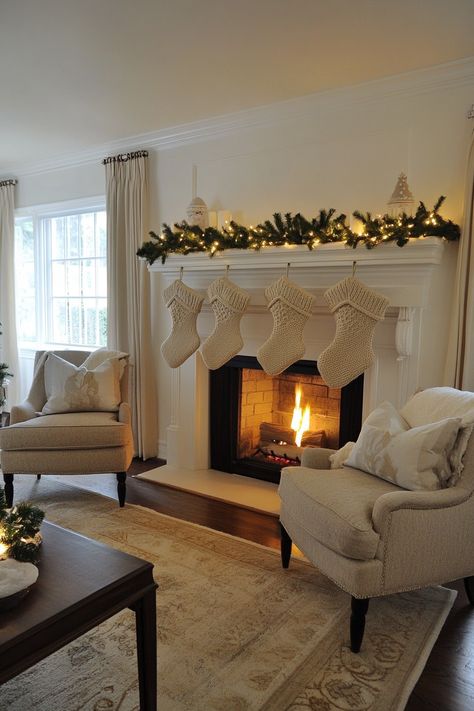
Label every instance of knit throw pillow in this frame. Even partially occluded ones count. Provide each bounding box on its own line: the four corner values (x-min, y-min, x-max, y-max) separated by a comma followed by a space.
42, 353, 123, 414
345, 401, 462, 491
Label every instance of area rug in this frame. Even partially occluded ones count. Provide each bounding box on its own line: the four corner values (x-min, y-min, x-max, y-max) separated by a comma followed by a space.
1, 478, 456, 711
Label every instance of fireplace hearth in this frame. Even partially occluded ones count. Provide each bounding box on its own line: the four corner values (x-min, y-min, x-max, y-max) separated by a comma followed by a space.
210, 356, 363, 484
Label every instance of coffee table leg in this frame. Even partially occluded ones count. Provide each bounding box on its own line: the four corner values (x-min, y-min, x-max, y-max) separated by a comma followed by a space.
134, 589, 157, 711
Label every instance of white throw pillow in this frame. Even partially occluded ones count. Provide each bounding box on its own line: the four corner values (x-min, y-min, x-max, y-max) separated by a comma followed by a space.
329, 441, 355, 469
345, 401, 462, 490
42, 353, 123, 414
400, 387, 474, 485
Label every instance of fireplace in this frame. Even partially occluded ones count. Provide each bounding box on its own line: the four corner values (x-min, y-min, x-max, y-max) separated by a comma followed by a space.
150, 238, 455, 489
210, 356, 363, 483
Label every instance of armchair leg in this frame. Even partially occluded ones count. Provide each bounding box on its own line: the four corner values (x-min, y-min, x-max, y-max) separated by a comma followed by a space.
116, 472, 127, 507
464, 577, 474, 605
3, 474, 14, 508
280, 523, 292, 569
350, 597, 370, 653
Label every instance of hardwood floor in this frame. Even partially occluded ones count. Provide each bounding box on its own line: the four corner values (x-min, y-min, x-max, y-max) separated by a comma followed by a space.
37, 459, 474, 710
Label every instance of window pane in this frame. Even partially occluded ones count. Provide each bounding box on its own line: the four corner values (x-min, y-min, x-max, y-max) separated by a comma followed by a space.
50, 217, 65, 259
66, 260, 81, 297
66, 215, 80, 258
80, 213, 96, 258
96, 259, 107, 298
51, 261, 66, 296
51, 299, 68, 344
98, 299, 107, 345
81, 259, 96, 296
97, 212, 107, 257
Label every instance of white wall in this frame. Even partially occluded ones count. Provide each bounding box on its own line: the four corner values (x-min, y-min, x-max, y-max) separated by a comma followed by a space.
13, 60, 474, 455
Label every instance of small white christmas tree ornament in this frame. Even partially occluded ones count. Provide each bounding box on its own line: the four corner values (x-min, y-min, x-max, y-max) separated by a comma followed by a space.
318, 276, 389, 388
200, 277, 250, 370
257, 276, 314, 375
388, 173, 414, 215
161, 279, 204, 368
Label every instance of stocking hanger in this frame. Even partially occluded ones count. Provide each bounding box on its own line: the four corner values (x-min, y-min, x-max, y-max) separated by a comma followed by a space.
226, 264, 230, 276
286, 262, 291, 277
352, 260, 357, 277
179, 266, 184, 280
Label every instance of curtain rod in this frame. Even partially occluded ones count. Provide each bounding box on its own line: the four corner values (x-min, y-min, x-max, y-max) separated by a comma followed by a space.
102, 150, 148, 165
0, 179, 18, 187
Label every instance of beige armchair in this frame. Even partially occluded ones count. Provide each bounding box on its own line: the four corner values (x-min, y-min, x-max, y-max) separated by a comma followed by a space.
279, 387, 474, 652
0, 350, 134, 508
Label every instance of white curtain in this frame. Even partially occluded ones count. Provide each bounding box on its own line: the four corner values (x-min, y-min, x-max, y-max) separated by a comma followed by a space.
105, 151, 158, 458
0, 180, 21, 408
444, 130, 474, 391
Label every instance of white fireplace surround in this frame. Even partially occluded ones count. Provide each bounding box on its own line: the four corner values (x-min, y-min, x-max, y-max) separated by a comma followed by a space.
149, 238, 457, 471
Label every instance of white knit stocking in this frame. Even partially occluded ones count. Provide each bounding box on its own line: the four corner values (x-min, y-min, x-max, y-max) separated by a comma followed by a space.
318, 276, 389, 387
161, 280, 204, 368
257, 277, 314, 375
201, 277, 250, 370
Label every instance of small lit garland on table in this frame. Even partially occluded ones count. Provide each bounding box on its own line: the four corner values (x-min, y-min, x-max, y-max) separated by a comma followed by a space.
0, 487, 44, 563
137, 196, 460, 265
0, 487, 44, 610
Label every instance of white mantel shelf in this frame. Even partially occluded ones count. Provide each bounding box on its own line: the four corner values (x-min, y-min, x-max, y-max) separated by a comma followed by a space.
148, 237, 453, 308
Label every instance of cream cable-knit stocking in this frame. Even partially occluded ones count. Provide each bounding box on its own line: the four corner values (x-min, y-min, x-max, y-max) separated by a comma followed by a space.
201, 277, 250, 370
257, 276, 314, 375
161, 280, 204, 368
318, 276, 389, 387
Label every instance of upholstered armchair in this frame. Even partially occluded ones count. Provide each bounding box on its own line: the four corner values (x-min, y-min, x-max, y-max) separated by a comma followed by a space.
0, 350, 134, 508
279, 387, 474, 652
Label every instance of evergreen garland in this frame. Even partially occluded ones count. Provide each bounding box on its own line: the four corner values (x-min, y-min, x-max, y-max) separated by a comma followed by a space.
137, 197, 460, 265
0, 487, 44, 563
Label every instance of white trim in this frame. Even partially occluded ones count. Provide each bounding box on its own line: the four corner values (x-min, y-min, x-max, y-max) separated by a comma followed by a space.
15, 197, 107, 351
4, 58, 474, 179
15, 195, 106, 217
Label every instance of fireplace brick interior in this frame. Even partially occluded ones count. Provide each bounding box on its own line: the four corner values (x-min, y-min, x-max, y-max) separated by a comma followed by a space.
239, 368, 341, 460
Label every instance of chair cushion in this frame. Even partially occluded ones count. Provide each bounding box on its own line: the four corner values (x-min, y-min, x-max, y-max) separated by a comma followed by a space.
279, 465, 401, 560
0, 412, 132, 451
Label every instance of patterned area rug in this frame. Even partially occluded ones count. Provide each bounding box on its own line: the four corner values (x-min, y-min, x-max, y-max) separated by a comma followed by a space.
1, 478, 456, 711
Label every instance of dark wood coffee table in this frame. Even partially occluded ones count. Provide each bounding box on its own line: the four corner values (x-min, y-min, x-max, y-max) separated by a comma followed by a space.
0, 521, 157, 710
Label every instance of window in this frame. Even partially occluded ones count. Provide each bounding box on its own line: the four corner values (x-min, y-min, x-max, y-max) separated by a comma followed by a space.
15, 199, 107, 351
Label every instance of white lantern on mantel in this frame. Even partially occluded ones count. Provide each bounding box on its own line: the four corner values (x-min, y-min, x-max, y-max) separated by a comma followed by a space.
186, 164, 209, 230
186, 196, 209, 230
387, 173, 415, 216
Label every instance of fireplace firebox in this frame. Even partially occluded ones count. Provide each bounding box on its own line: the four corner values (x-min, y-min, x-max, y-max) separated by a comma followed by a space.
210, 356, 363, 484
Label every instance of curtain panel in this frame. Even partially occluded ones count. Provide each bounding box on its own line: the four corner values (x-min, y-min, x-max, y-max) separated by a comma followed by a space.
104, 151, 157, 458
0, 180, 21, 408
445, 131, 474, 391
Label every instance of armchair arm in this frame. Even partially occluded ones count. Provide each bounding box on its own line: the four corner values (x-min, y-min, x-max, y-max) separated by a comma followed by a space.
372, 486, 474, 593
10, 400, 38, 425
301, 447, 336, 469
118, 401, 131, 425
372, 486, 471, 534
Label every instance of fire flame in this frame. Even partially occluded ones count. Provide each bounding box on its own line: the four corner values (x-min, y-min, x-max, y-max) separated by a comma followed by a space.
291, 386, 311, 447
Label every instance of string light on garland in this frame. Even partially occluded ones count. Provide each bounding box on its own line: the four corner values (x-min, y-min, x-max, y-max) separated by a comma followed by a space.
137, 197, 460, 265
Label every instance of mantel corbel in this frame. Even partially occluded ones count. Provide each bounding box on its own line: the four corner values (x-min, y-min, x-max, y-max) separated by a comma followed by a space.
395, 307, 416, 360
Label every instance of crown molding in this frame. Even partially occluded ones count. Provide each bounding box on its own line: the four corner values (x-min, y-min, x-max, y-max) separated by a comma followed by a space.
6, 57, 474, 180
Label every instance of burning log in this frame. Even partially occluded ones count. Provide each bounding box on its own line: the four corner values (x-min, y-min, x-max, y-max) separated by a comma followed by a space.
259, 422, 326, 449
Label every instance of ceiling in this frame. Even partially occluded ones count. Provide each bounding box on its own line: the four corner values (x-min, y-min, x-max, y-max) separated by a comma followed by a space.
1, 0, 474, 173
